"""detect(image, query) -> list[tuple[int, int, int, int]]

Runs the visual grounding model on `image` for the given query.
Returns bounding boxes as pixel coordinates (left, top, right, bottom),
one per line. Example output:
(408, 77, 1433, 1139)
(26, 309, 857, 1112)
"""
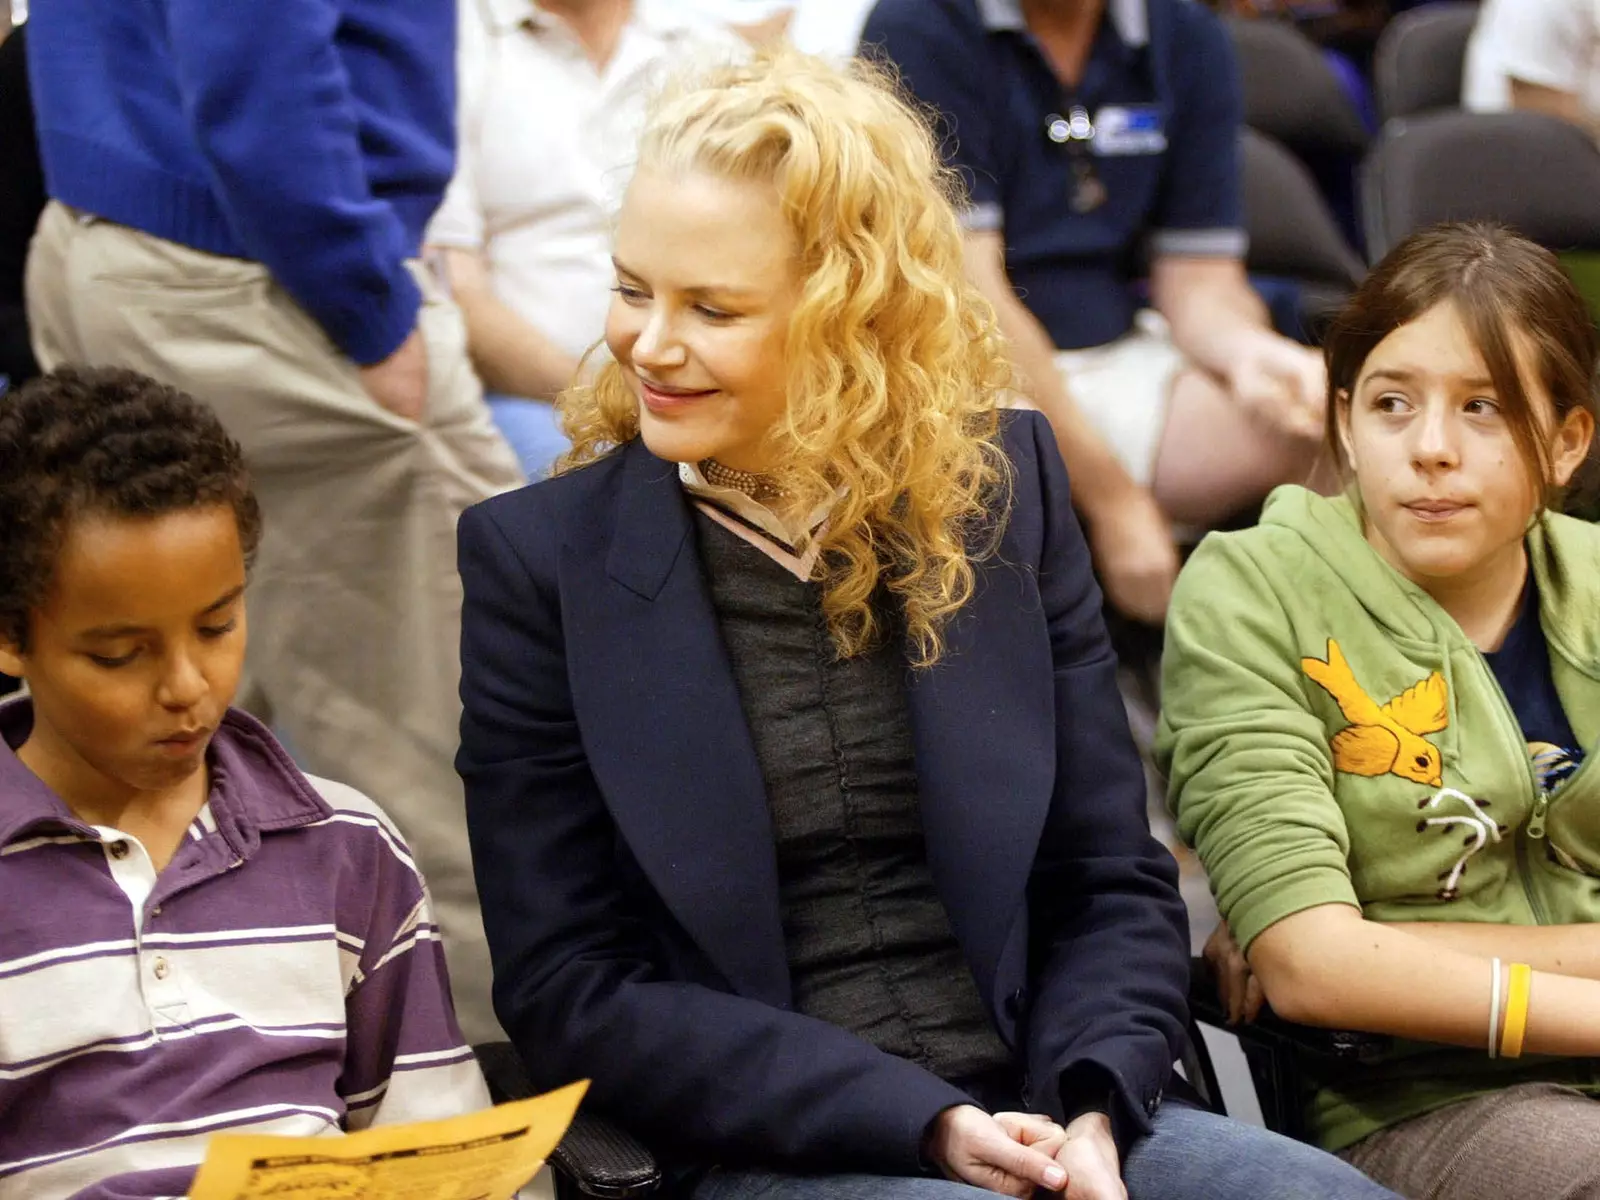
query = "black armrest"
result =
(474, 1039, 538, 1103)
(473, 1042, 663, 1198)
(549, 1111, 665, 1199)
(1188, 958, 1392, 1064)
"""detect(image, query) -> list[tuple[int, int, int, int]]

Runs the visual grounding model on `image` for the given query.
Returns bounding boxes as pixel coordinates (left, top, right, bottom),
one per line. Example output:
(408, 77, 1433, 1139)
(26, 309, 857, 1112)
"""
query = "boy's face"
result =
(0, 506, 247, 798)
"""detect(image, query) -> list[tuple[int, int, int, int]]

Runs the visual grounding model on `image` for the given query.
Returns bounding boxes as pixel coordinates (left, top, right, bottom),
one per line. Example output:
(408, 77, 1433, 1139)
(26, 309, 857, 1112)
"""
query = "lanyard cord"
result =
(1046, 99, 1106, 212)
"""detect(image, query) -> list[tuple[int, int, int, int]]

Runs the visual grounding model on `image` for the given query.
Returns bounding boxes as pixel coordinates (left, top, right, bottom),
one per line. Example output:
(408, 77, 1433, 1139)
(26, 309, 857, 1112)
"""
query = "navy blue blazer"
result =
(457, 410, 1190, 1176)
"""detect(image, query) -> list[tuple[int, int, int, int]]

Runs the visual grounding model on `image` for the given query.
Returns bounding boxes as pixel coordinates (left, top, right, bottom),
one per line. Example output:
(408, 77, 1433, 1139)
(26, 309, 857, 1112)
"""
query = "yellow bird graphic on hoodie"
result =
(1301, 639, 1448, 787)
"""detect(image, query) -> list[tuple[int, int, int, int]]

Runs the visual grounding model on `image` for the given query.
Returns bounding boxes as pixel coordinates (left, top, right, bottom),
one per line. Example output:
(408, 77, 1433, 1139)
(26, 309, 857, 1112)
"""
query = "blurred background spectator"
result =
(426, 0, 740, 481)
(23, 0, 522, 1042)
(863, 0, 1328, 628)
(1465, 0, 1600, 139)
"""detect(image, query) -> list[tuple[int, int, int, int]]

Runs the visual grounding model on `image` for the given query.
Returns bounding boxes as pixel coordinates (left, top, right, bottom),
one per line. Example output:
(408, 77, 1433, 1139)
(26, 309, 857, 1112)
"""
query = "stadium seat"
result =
(475, 1041, 665, 1198)
(1361, 110, 1600, 260)
(1185, 959, 1392, 1143)
(1240, 128, 1365, 335)
(1225, 16, 1370, 159)
(1372, 2, 1478, 124)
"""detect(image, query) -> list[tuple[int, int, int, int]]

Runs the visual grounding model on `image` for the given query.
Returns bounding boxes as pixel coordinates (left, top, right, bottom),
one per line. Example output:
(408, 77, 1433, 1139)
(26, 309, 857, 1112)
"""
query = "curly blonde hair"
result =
(557, 49, 1014, 666)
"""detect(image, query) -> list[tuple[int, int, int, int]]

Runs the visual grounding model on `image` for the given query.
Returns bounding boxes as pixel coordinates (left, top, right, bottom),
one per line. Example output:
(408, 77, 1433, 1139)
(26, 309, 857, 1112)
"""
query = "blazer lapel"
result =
(908, 559, 1056, 1003)
(564, 443, 791, 1007)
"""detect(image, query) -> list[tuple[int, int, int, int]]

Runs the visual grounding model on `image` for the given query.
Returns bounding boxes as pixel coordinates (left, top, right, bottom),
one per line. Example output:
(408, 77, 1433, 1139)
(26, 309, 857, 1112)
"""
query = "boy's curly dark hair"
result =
(0, 367, 262, 650)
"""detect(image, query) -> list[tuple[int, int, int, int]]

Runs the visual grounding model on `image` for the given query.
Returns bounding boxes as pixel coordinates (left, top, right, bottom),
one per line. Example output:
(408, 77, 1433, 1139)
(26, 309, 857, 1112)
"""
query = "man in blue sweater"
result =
(23, 0, 524, 1043)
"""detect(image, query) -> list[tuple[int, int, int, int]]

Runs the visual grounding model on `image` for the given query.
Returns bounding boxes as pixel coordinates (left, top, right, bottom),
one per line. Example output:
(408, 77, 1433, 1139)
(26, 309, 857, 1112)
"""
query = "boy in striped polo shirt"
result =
(0, 368, 506, 1199)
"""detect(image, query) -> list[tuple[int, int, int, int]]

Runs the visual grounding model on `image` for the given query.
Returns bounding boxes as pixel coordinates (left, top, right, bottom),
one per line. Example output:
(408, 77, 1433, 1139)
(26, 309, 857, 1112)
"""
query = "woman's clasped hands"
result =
(924, 1104, 1128, 1199)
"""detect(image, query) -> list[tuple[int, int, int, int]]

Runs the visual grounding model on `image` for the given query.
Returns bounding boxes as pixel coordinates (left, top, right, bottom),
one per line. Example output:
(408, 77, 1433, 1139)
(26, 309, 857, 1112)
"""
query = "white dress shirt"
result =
(1464, 0, 1600, 121)
(427, 0, 741, 361)
(788, 0, 877, 60)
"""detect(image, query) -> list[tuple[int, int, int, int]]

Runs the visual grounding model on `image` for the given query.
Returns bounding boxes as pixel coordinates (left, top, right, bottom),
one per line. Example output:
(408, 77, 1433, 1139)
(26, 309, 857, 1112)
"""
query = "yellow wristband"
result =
(1501, 962, 1533, 1059)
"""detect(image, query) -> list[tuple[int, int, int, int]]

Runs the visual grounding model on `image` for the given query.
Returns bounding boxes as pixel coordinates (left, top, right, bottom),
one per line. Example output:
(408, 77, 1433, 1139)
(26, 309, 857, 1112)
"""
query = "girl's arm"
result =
(1158, 527, 1600, 1053)
(1389, 920, 1600, 982)
(1250, 903, 1600, 1055)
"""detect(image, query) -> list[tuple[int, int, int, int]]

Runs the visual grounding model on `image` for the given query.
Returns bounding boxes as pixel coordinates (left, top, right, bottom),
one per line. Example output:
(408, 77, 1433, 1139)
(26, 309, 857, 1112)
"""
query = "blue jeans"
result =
(691, 1104, 1399, 1200)
(485, 392, 568, 481)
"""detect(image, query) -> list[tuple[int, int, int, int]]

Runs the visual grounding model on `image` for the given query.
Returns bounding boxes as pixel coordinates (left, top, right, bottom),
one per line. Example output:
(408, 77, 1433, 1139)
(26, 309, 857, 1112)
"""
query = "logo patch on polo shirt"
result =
(1092, 105, 1167, 156)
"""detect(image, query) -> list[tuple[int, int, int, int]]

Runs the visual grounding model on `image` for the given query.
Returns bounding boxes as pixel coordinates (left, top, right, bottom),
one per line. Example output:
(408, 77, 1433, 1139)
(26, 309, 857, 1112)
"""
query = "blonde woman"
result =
(456, 50, 1392, 1200)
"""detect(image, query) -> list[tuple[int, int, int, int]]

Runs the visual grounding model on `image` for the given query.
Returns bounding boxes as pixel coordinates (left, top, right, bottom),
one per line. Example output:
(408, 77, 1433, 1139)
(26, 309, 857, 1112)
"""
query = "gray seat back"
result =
(1242, 127, 1365, 287)
(1225, 16, 1369, 157)
(1361, 110, 1600, 260)
(1373, 2, 1479, 123)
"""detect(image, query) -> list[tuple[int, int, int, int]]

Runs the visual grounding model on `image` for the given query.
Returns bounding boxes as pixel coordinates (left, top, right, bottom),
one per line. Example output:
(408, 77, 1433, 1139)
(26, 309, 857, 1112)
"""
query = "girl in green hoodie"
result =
(1159, 222, 1600, 1199)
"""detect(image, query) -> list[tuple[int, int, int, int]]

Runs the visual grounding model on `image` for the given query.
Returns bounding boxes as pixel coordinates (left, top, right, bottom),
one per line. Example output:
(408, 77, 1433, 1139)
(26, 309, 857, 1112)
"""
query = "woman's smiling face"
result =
(605, 166, 802, 473)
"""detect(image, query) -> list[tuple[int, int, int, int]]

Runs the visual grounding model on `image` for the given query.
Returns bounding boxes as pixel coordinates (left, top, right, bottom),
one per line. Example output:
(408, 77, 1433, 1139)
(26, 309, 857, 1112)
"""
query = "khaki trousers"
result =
(1340, 1083, 1600, 1199)
(26, 202, 524, 1042)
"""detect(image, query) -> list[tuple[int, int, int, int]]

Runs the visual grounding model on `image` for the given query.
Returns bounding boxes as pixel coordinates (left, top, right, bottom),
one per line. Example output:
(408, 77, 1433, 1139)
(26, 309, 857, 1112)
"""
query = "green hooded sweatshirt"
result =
(1157, 485, 1600, 1153)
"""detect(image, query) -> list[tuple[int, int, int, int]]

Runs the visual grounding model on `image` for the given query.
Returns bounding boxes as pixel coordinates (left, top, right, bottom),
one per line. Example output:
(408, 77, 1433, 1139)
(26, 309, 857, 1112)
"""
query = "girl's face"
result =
(605, 166, 801, 474)
(0, 505, 247, 806)
(1339, 300, 1593, 590)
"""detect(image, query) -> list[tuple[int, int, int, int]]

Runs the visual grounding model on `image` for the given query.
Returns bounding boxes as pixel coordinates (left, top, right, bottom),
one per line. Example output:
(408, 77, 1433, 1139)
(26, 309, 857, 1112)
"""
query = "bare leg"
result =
(1150, 367, 1327, 529)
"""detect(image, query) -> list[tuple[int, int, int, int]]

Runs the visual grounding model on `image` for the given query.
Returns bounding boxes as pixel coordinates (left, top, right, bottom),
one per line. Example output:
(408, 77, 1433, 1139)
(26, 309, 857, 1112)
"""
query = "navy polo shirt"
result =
(862, 0, 1247, 351)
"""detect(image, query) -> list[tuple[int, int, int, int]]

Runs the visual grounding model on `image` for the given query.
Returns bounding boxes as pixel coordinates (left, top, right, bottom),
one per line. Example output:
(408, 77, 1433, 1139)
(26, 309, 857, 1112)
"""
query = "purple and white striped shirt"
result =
(0, 700, 493, 1200)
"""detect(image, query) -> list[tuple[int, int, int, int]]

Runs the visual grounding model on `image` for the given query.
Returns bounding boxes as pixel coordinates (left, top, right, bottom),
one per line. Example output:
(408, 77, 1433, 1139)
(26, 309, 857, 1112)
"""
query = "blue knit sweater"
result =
(26, 0, 457, 365)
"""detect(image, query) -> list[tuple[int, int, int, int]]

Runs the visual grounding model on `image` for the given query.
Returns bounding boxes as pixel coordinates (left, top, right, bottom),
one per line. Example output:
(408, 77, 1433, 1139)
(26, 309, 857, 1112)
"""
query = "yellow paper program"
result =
(187, 1080, 587, 1200)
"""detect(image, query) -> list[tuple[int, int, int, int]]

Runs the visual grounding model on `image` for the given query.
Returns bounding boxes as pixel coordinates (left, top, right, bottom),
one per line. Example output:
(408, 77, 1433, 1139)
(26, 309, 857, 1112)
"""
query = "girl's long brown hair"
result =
(1323, 222, 1599, 506)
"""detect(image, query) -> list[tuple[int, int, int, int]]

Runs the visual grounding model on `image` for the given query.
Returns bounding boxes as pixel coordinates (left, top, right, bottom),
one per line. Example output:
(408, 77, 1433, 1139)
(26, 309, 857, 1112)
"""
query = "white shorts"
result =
(1052, 309, 1187, 488)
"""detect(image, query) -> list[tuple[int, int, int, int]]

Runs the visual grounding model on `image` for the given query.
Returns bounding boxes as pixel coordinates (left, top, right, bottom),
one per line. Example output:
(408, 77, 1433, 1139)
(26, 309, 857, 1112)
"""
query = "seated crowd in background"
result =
(863, 0, 1327, 625)
(1164, 223, 1600, 1199)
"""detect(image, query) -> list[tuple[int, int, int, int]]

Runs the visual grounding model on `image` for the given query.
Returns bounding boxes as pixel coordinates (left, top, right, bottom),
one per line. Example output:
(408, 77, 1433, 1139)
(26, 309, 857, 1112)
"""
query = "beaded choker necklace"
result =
(699, 458, 783, 502)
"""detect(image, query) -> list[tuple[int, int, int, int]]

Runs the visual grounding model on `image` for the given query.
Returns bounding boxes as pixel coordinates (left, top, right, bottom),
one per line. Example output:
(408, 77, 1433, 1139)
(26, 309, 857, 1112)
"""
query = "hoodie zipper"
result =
(1478, 663, 1554, 923)
(1526, 793, 1551, 841)
(1522, 716, 1599, 843)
